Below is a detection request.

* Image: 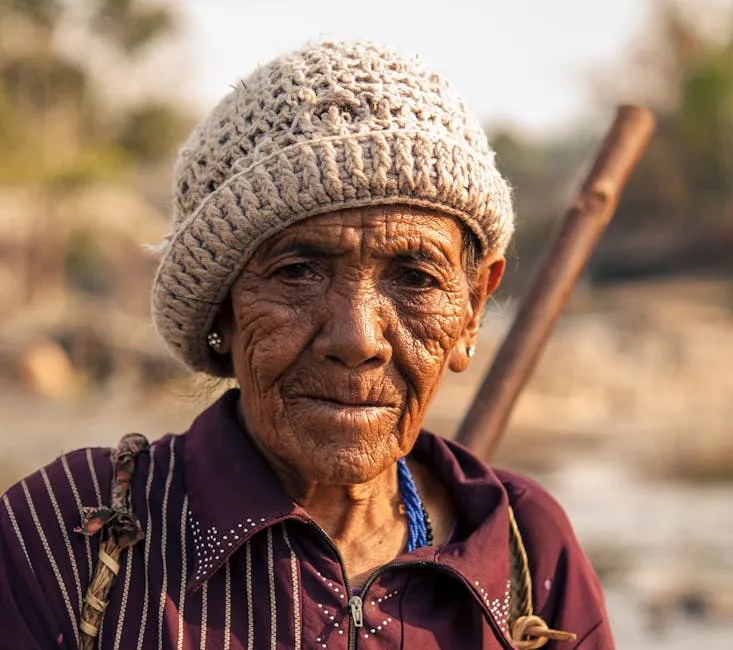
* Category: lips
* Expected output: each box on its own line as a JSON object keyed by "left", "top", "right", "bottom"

{"left": 282, "top": 372, "right": 405, "bottom": 413}
{"left": 298, "top": 395, "right": 397, "bottom": 409}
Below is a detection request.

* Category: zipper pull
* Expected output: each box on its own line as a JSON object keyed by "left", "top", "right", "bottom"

{"left": 348, "top": 595, "right": 364, "bottom": 628}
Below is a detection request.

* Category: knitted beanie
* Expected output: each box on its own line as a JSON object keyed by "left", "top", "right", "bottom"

{"left": 152, "top": 39, "right": 514, "bottom": 376}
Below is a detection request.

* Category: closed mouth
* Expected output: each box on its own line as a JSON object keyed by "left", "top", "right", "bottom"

{"left": 299, "top": 395, "right": 396, "bottom": 409}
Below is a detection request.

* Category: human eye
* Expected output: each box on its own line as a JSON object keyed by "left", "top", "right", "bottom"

{"left": 273, "top": 262, "right": 322, "bottom": 282}
{"left": 398, "top": 267, "right": 438, "bottom": 289}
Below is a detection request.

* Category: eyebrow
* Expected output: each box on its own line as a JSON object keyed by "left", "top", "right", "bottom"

{"left": 391, "top": 250, "right": 433, "bottom": 263}
{"left": 256, "top": 240, "right": 338, "bottom": 261}
{"left": 386, "top": 241, "right": 454, "bottom": 267}
{"left": 258, "top": 235, "right": 455, "bottom": 267}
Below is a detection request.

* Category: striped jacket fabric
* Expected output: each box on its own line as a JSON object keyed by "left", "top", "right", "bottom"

{"left": 0, "top": 390, "right": 613, "bottom": 649}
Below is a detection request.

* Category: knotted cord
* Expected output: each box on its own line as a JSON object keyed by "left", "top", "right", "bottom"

{"left": 76, "top": 433, "right": 149, "bottom": 649}
{"left": 508, "top": 506, "right": 577, "bottom": 649}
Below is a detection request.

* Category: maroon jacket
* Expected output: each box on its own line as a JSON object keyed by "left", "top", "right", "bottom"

{"left": 0, "top": 390, "right": 613, "bottom": 649}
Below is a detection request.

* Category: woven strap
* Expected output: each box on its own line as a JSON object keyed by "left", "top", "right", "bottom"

{"left": 98, "top": 547, "right": 121, "bottom": 575}
{"left": 79, "top": 618, "right": 99, "bottom": 638}
{"left": 77, "top": 434, "right": 149, "bottom": 650}
{"left": 507, "top": 506, "right": 577, "bottom": 648}
{"left": 84, "top": 591, "right": 109, "bottom": 613}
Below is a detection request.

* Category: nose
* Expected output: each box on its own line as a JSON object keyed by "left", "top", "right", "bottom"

{"left": 312, "top": 285, "right": 392, "bottom": 368}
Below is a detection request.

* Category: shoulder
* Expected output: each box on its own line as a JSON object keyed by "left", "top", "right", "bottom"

{"left": 490, "top": 468, "right": 595, "bottom": 588}
{"left": 490, "top": 466, "right": 594, "bottom": 581}
{"left": 416, "top": 435, "right": 612, "bottom": 645}
{"left": 493, "top": 467, "right": 576, "bottom": 542}
{"left": 493, "top": 468, "right": 612, "bottom": 646}
{"left": 1, "top": 446, "right": 114, "bottom": 543}
{"left": 0, "top": 446, "right": 116, "bottom": 646}
{"left": 417, "top": 431, "right": 577, "bottom": 544}
{"left": 0, "top": 434, "right": 188, "bottom": 646}
{"left": 0, "top": 433, "right": 185, "bottom": 559}
{"left": 0, "top": 444, "right": 121, "bottom": 591}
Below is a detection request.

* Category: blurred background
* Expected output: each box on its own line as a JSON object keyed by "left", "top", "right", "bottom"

{"left": 0, "top": 0, "right": 732, "bottom": 647}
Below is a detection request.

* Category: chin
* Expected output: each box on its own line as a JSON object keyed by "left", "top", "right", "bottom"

{"left": 299, "top": 446, "right": 398, "bottom": 486}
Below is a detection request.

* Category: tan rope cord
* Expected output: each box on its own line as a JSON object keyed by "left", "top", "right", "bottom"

{"left": 511, "top": 615, "right": 578, "bottom": 649}
{"left": 507, "top": 506, "right": 577, "bottom": 649}
{"left": 79, "top": 619, "right": 99, "bottom": 638}
{"left": 508, "top": 506, "right": 534, "bottom": 620}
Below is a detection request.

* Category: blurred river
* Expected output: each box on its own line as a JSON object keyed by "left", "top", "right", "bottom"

{"left": 545, "top": 456, "right": 733, "bottom": 649}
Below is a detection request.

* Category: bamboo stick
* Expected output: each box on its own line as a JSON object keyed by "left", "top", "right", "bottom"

{"left": 455, "top": 105, "right": 656, "bottom": 459}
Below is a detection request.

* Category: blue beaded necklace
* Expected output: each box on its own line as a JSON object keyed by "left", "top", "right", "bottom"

{"left": 397, "top": 458, "right": 433, "bottom": 552}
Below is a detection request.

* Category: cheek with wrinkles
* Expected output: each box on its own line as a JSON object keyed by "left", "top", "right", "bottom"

{"left": 396, "top": 288, "right": 466, "bottom": 400}
{"left": 223, "top": 209, "right": 476, "bottom": 484}
{"left": 232, "top": 282, "right": 318, "bottom": 390}
{"left": 232, "top": 282, "right": 467, "bottom": 423}
{"left": 394, "top": 296, "right": 466, "bottom": 383}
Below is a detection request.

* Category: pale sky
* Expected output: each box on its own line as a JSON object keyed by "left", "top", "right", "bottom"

{"left": 178, "top": 0, "right": 650, "bottom": 136}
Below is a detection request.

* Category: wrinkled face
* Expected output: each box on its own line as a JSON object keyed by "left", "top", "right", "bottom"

{"left": 219, "top": 206, "right": 503, "bottom": 487}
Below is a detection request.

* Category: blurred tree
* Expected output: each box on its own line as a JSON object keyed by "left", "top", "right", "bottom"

{"left": 0, "top": 0, "right": 190, "bottom": 303}
{"left": 118, "top": 102, "right": 189, "bottom": 164}
{"left": 0, "top": 0, "right": 185, "bottom": 184}
{"left": 488, "top": 0, "right": 733, "bottom": 286}
{"left": 590, "top": 0, "right": 733, "bottom": 280}
{"left": 91, "top": 0, "right": 175, "bottom": 55}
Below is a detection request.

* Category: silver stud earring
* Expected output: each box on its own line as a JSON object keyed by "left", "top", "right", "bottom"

{"left": 207, "top": 332, "right": 223, "bottom": 351}
{"left": 466, "top": 344, "right": 476, "bottom": 359}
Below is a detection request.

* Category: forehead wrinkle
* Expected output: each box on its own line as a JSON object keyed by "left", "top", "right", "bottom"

{"left": 371, "top": 211, "right": 462, "bottom": 264}
{"left": 255, "top": 220, "right": 360, "bottom": 261}
{"left": 354, "top": 227, "right": 458, "bottom": 268}
{"left": 255, "top": 207, "right": 463, "bottom": 266}
{"left": 366, "top": 226, "right": 459, "bottom": 268}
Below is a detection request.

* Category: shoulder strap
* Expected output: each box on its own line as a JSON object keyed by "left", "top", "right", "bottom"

{"left": 75, "top": 433, "right": 149, "bottom": 649}
{"left": 507, "top": 505, "right": 577, "bottom": 649}
{"left": 508, "top": 505, "right": 534, "bottom": 624}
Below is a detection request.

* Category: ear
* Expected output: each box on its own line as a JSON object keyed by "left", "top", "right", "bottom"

{"left": 210, "top": 295, "right": 235, "bottom": 355}
{"left": 448, "top": 256, "right": 505, "bottom": 373}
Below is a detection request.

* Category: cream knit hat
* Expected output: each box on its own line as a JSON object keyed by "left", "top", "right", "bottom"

{"left": 152, "top": 39, "right": 514, "bottom": 375}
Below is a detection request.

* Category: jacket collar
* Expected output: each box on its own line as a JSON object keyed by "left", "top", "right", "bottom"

{"left": 410, "top": 433, "right": 512, "bottom": 636}
{"left": 184, "top": 389, "right": 511, "bottom": 618}
{"left": 183, "top": 389, "right": 305, "bottom": 592}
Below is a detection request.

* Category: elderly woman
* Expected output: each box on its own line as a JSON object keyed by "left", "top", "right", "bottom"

{"left": 0, "top": 41, "right": 612, "bottom": 649}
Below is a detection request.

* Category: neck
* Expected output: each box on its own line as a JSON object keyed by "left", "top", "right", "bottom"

{"left": 298, "top": 466, "right": 408, "bottom": 587}
{"left": 297, "top": 465, "right": 403, "bottom": 544}
{"left": 236, "top": 406, "right": 426, "bottom": 587}
{"left": 249, "top": 433, "right": 408, "bottom": 587}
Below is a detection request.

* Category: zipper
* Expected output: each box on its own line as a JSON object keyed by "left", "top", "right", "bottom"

{"left": 308, "top": 522, "right": 360, "bottom": 648}
{"left": 309, "top": 522, "right": 513, "bottom": 650}
{"left": 309, "top": 524, "right": 419, "bottom": 648}
{"left": 348, "top": 595, "right": 364, "bottom": 627}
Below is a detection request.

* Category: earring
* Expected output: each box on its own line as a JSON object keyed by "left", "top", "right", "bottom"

{"left": 207, "top": 332, "right": 223, "bottom": 351}
{"left": 466, "top": 344, "right": 476, "bottom": 359}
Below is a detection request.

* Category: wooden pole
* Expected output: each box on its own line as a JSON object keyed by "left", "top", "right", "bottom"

{"left": 455, "top": 105, "right": 656, "bottom": 460}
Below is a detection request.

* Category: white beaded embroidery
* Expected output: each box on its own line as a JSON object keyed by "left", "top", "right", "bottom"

{"left": 189, "top": 512, "right": 257, "bottom": 581}
{"left": 316, "top": 570, "right": 346, "bottom": 600}
{"left": 315, "top": 600, "right": 346, "bottom": 647}
{"left": 315, "top": 581, "right": 400, "bottom": 644}
{"left": 474, "top": 579, "right": 511, "bottom": 635}
{"left": 372, "top": 589, "right": 398, "bottom": 606}
{"left": 361, "top": 590, "right": 398, "bottom": 639}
